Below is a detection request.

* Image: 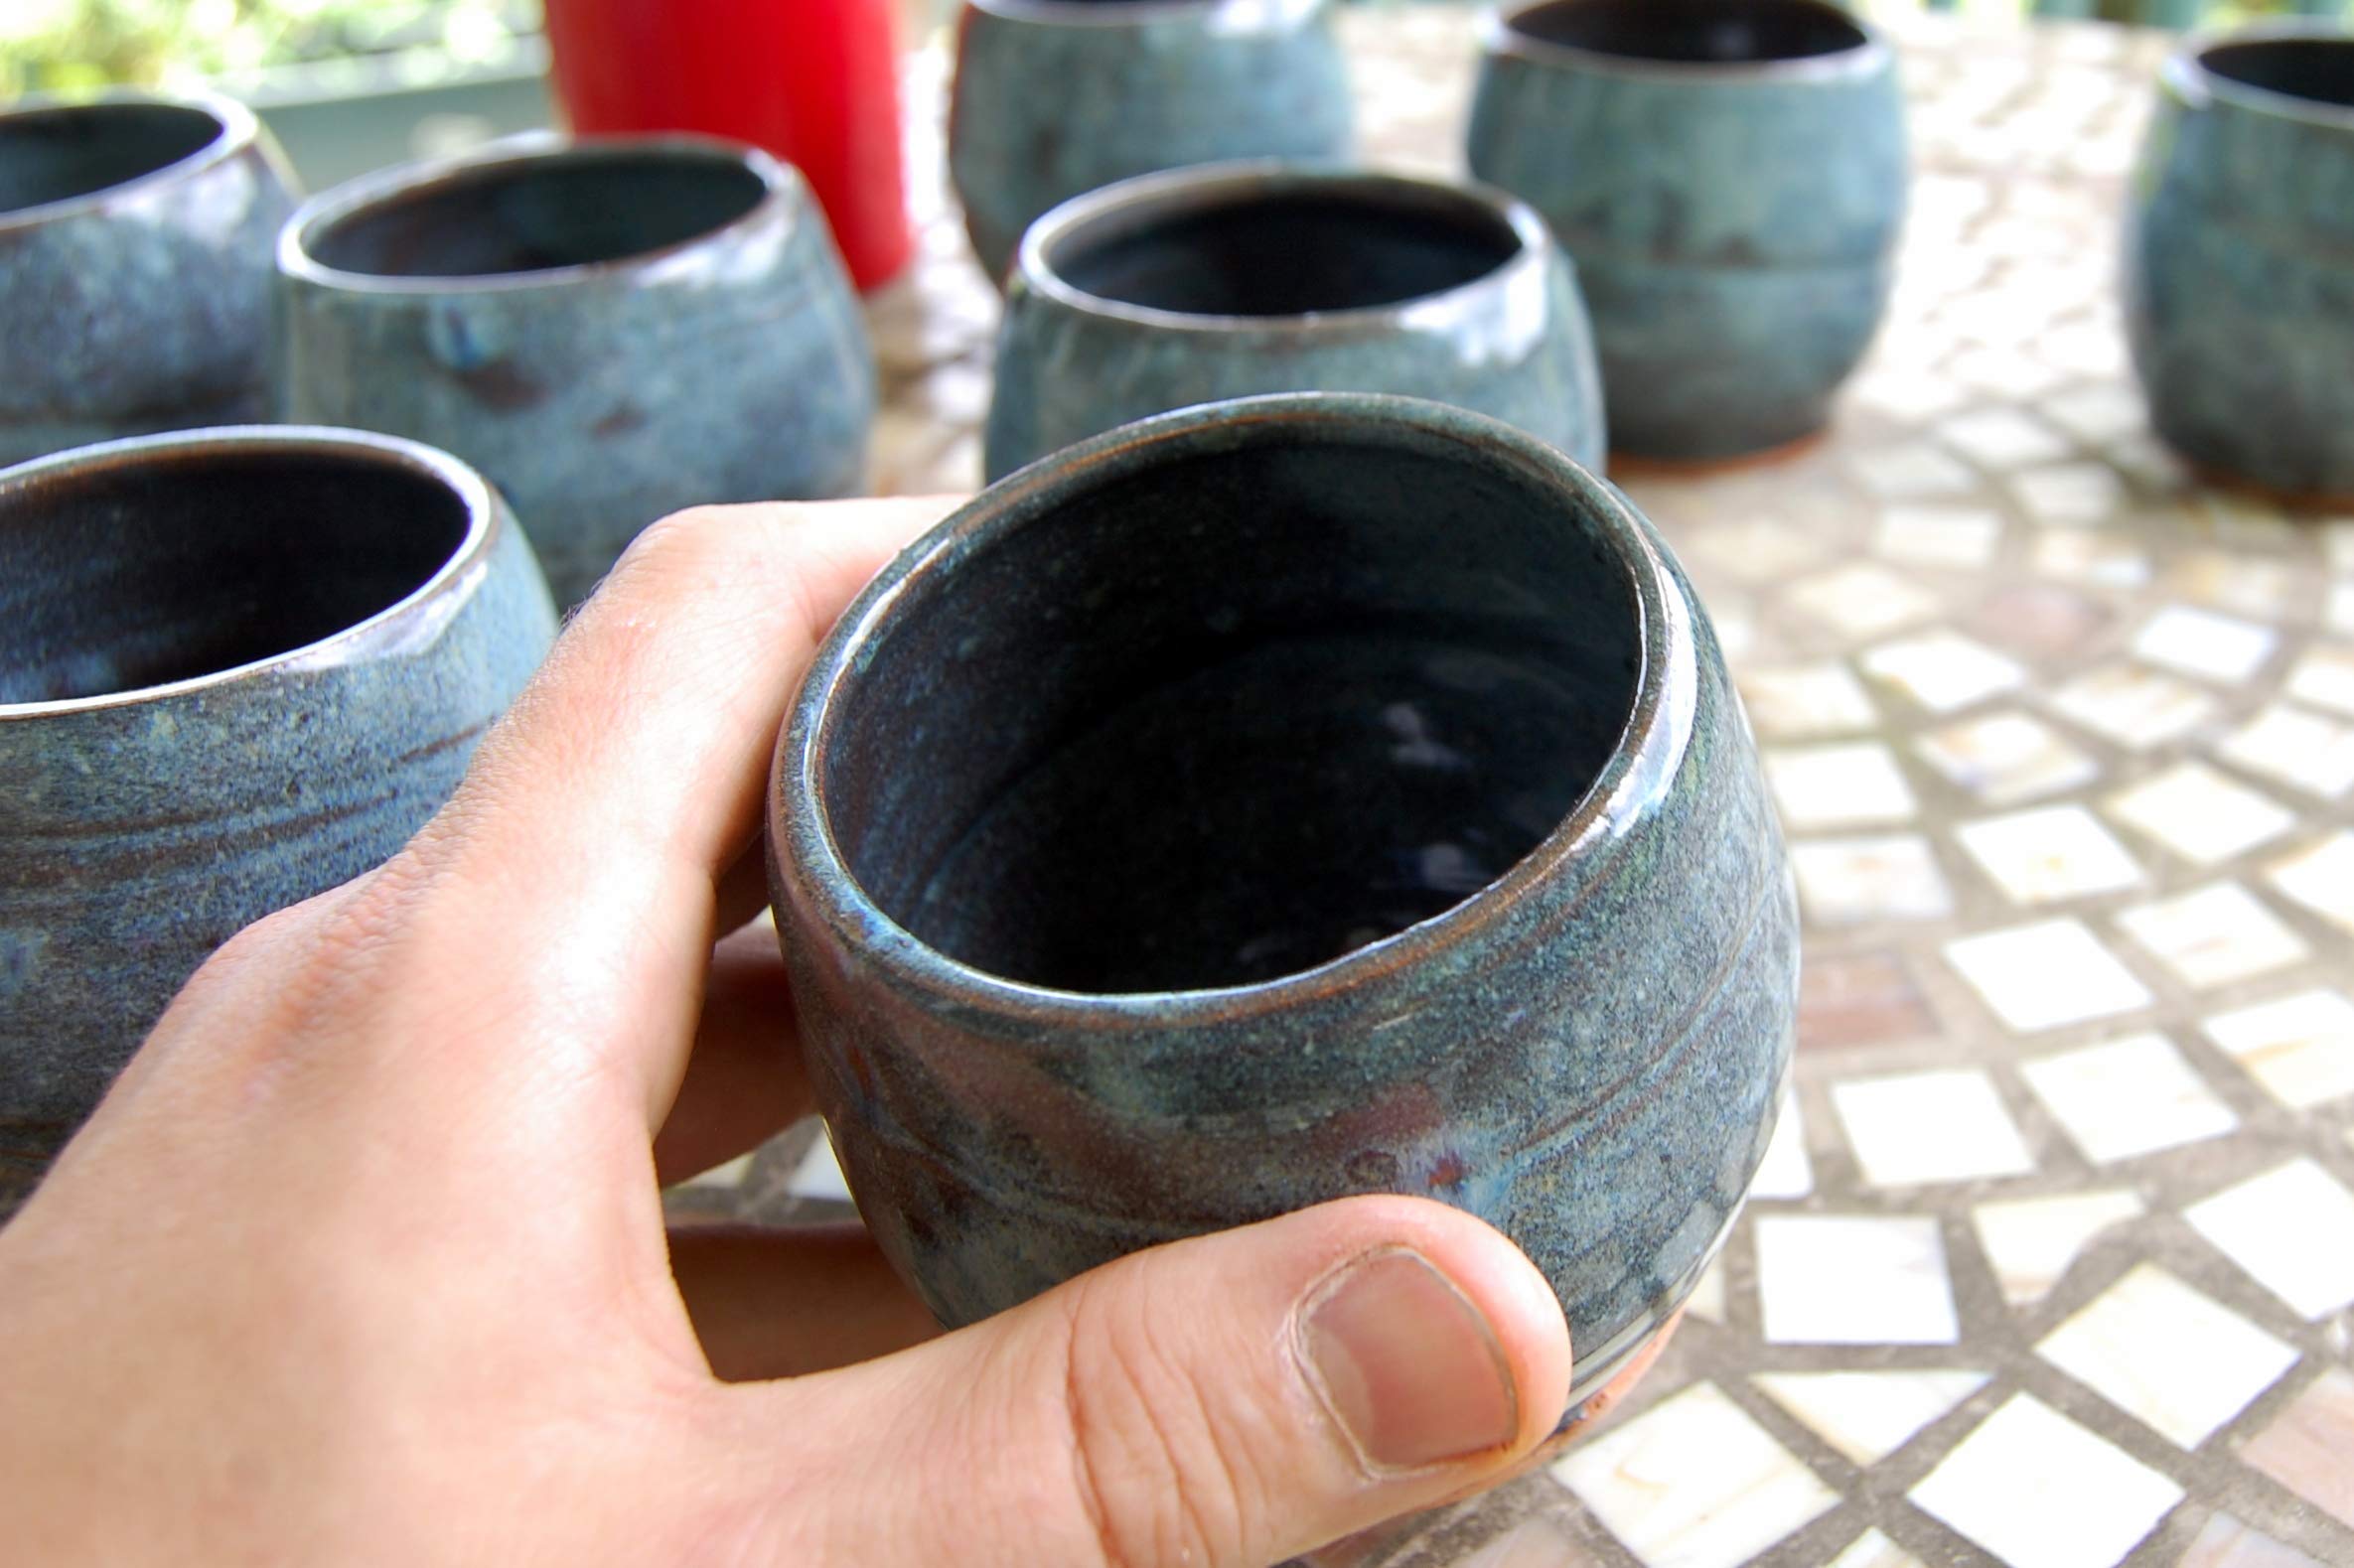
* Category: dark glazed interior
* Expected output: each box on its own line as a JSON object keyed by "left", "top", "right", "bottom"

{"left": 0, "top": 102, "right": 223, "bottom": 217}
{"left": 1050, "top": 184, "right": 1524, "bottom": 317}
{"left": 0, "top": 445, "right": 470, "bottom": 703}
{"left": 816, "top": 427, "right": 1642, "bottom": 994}
{"left": 2203, "top": 38, "right": 2354, "bottom": 108}
{"left": 303, "top": 149, "right": 768, "bottom": 278}
{"left": 1506, "top": 0, "right": 1868, "bottom": 64}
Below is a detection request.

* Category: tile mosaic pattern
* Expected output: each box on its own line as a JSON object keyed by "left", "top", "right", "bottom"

{"left": 668, "top": 13, "right": 2354, "bottom": 1567}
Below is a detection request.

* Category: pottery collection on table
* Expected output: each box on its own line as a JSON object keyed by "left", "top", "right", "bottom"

{"left": 11, "top": 0, "right": 2322, "bottom": 1384}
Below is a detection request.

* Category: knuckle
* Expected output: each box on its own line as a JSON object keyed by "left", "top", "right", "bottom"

{"left": 1052, "top": 1278, "right": 1258, "bottom": 1568}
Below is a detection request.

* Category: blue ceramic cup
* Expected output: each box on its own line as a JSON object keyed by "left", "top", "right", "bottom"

{"left": 2127, "top": 26, "right": 2354, "bottom": 503}
{"left": 1469, "top": 0, "right": 1907, "bottom": 465}
{"left": 0, "top": 91, "right": 299, "bottom": 468}
{"left": 769, "top": 393, "right": 1797, "bottom": 1408}
{"left": 0, "top": 427, "right": 555, "bottom": 1209}
{"left": 983, "top": 163, "right": 1607, "bottom": 479}
{"left": 275, "top": 134, "right": 877, "bottom": 610}
{"left": 948, "top": 0, "right": 1355, "bottom": 285}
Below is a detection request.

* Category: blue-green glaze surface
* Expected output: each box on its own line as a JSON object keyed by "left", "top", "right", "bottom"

{"left": 2126, "top": 26, "right": 2354, "bottom": 500}
{"left": 0, "top": 427, "right": 555, "bottom": 1208}
{"left": 769, "top": 394, "right": 1798, "bottom": 1407}
{"left": 0, "top": 92, "right": 300, "bottom": 468}
{"left": 948, "top": 0, "right": 1355, "bottom": 285}
{"left": 983, "top": 164, "right": 1606, "bottom": 479}
{"left": 1468, "top": 0, "right": 1908, "bottom": 463}
{"left": 276, "top": 135, "right": 877, "bottom": 610}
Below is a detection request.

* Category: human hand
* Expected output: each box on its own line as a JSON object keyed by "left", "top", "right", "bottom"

{"left": 0, "top": 499, "right": 1647, "bottom": 1567}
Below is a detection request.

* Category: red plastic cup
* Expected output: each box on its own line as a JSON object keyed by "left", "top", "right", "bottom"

{"left": 543, "top": 0, "right": 914, "bottom": 291}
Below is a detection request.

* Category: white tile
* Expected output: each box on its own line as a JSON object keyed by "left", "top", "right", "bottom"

{"left": 1791, "top": 836, "right": 1954, "bottom": 925}
{"left": 1910, "top": 1394, "right": 2183, "bottom": 1568}
{"left": 676, "top": 1151, "right": 755, "bottom": 1192}
{"left": 1552, "top": 1382, "right": 1838, "bottom": 1568}
{"left": 2323, "top": 519, "right": 2354, "bottom": 575}
{"left": 2186, "top": 1160, "right": 2354, "bottom": 1321}
{"left": 2203, "top": 989, "right": 2354, "bottom": 1110}
{"left": 2012, "top": 462, "right": 2125, "bottom": 526}
{"left": 1789, "top": 564, "right": 1943, "bottom": 641}
{"left": 1737, "top": 661, "right": 1878, "bottom": 739}
{"left": 2033, "top": 530, "right": 2150, "bottom": 589}
{"left": 1688, "top": 516, "right": 1830, "bottom": 585}
{"left": 2049, "top": 663, "right": 2218, "bottom": 750}
{"left": 1823, "top": 1528, "right": 1929, "bottom": 1568}
{"left": 1833, "top": 1069, "right": 2035, "bottom": 1188}
{"left": 1767, "top": 743, "right": 1918, "bottom": 830}
{"left": 2040, "top": 384, "right": 2145, "bottom": 444}
{"left": 2269, "top": 831, "right": 2354, "bottom": 933}
{"left": 1874, "top": 505, "right": 2002, "bottom": 569}
{"left": 1938, "top": 406, "right": 2075, "bottom": 468}
{"left": 2037, "top": 1263, "right": 2299, "bottom": 1448}
{"left": 2285, "top": 645, "right": 2354, "bottom": 718}
{"left": 1862, "top": 631, "right": 2027, "bottom": 713}
{"left": 1753, "top": 1370, "right": 1986, "bottom": 1467}
{"left": 1958, "top": 805, "right": 2144, "bottom": 905}
{"left": 2167, "top": 551, "right": 2298, "bottom": 621}
{"left": 2330, "top": 582, "right": 2354, "bottom": 636}
{"left": 1947, "top": 919, "right": 2152, "bottom": 1033}
{"left": 2102, "top": 762, "right": 2295, "bottom": 867}
{"left": 2115, "top": 883, "right": 2308, "bottom": 990}
{"left": 2131, "top": 605, "right": 2278, "bottom": 683}
{"left": 2218, "top": 706, "right": 2354, "bottom": 798}
{"left": 1851, "top": 441, "right": 1982, "bottom": 499}
{"left": 785, "top": 1131, "right": 854, "bottom": 1202}
{"left": 1756, "top": 1215, "right": 1959, "bottom": 1345}
{"left": 1685, "top": 1255, "right": 1727, "bottom": 1326}
{"left": 2021, "top": 1034, "right": 2237, "bottom": 1165}
{"left": 1974, "top": 1189, "right": 2146, "bottom": 1306}
{"left": 1915, "top": 712, "right": 2097, "bottom": 806}
{"left": 1753, "top": 1087, "right": 1814, "bottom": 1201}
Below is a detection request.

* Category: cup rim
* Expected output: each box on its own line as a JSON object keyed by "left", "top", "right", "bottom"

{"left": 773, "top": 391, "right": 1695, "bottom": 1026}
{"left": 964, "top": 0, "right": 1318, "bottom": 29}
{"left": 1013, "top": 161, "right": 1557, "bottom": 336}
{"left": 0, "top": 425, "right": 507, "bottom": 721}
{"left": 0, "top": 89, "right": 255, "bottom": 235}
{"left": 2168, "top": 22, "right": 2354, "bottom": 133}
{"left": 1482, "top": 0, "right": 1890, "bottom": 83}
{"left": 275, "top": 130, "right": 806, "bottom": 296}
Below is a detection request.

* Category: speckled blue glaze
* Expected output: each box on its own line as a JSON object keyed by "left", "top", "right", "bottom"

{"left": 0, "top": 427, "right": 555, "bottom": 1209}
{"left": 2126, "top": 26, "right": 2354, "bottom": 501}
{"left": 1468, "top": 0, "right": 1907, "bottom": 464}
{"left": 276, "top": 135, "right": 877, "bottom": 610}
{"left": 948, "top": 0, "right": 1355, "bottom": 285}
{"left": 983, "top": 163, "right": 1606, "bottom": 480}
{"left": 0, "top": 92, "right": 299, "bottom": 468}
{"left": 769, "top": 393, "right": 1797, "bottom": 1407}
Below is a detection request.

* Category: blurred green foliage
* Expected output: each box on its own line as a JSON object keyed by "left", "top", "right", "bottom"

{"left": 0, "top": 0, "right": 543, "bottom": 97}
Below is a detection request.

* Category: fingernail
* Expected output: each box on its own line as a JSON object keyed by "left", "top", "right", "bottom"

{"left": 1296, "top": 1246, "right": 1520, "bottom": 1474}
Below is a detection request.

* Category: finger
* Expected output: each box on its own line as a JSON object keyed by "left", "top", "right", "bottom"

{"left": 715, "top": 1196, "right": 1573, "bottom": 1568}
{"left": 651, "top": 927, "right": 809, "bottom": 1187}
{"left": 375, "top": 497, "right": 956, "bottom": 1125}
{"left": 669, "top": 1222, "right": 941, "bottom": 1380}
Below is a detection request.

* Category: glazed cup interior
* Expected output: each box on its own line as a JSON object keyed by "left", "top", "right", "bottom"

{"left": 0, "top": 438, "right": 475, "bottom": 705}
{"left": 2199, "top": 35, "right": 2354, "bottom": 111}
{"left": 0, "top": 100, "right": 225, "bottom": 218}
{"left": 295, "top": 144, "right": 770, "bottom": 280}
{"left": 1036, "top": 173, "right": 1526, "bottom": 318}
{"left": 1502, "top": 0, "right": 1869, "bottom": 65}
{"left": 812, "top": 405, "right": 1643, "bottom": 995}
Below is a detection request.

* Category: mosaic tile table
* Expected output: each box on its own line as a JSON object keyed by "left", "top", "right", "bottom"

{"left": 668, "top": 10, "right": 2354, "bottom": 1567}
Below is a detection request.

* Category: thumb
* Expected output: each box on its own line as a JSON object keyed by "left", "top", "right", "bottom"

{"left": 719, "top": 1196, "right": 1573, "bottom": 1568}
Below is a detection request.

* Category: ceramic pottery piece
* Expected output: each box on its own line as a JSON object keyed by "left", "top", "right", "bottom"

{"left": 0, "top": 427, "right": 556, "bottom": 1210}
{"left": 983, "top": 163, "right": 1607, "bottom": 480}
{"left": 947, "top": 0, "right": 1355, "bottom": 285}
{"left": 769, "top": 392, "right": 1798, "bottom": 1408}
{"left": 0, "top": 92, "right": 299, "bottom": 468}
{"left": 1468, "top": 0, "right": 1907, "bottom": 465}
{"left": 276, "top": 135, "right": 877, "bottom": 610}
{"left": 2126, "top": 26, "right": 2354, "bottom": 503}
